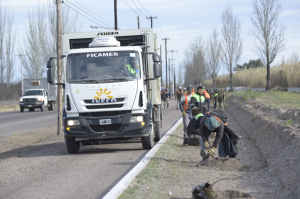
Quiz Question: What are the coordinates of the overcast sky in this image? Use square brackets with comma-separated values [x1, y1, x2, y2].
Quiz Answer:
[6, 0, 300, 82]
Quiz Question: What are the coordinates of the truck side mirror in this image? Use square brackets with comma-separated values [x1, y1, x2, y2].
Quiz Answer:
[153, 54, 161, 62]
[47, 68, 54, 84]
[47, 58, 54, 68]
[153, 63, 161, 78]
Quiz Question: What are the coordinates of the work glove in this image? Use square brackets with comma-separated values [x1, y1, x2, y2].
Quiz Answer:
[207, 147, 216, 157]
[182, 111, 186, 117]
[204, 141, 210, 150]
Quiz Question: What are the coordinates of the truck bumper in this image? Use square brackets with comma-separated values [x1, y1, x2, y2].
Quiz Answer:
[63, 112, 150, 141]
[19, 102, 43, 109]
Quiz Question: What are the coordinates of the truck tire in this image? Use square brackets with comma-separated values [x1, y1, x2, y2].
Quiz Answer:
[154, 121, 162, 141]
[40, 104, 44, 112]
[20, 107, 24, 112]
[65, 137, 80, 153]
[141, 122, 154, 149]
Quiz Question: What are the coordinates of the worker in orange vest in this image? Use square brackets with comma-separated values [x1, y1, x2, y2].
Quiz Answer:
[179, 86, 193, 145]
[203, 86, 211, 111]
[175, 86, 184, 110]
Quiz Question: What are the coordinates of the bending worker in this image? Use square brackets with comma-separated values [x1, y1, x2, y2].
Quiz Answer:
[179, 86, 193, 144]
[197, 113, 226, 160]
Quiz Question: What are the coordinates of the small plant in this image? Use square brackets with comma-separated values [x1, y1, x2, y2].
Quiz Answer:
[285, 119, 292, 126]
[278, 113, 284, 119]
[252, 114, 257, 122]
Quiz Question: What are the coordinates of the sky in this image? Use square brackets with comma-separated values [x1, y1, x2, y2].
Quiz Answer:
[5, 0, 300, 83]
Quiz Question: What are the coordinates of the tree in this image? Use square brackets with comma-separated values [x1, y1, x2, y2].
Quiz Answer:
[234, 58, 265, 71]
[207, 28, 222, 89]
[0, 2, 6, 89]
[250, 0, 286, 90]
[221, 6, 243, 91]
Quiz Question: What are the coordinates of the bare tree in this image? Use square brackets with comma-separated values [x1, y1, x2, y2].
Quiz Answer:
[21, 5, 48, 78]
[5, 13, 16, 88]
[178, 62, 183, 86]
[250, 0, 286, 90]
[207, 28, 222, 89]
[221, 6, 243, 91]
[288, 52, 299, 64]
[0, 2, 6, 87]
[193, 48, 207, 86]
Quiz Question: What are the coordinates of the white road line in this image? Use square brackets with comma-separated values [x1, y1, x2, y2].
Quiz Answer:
[102, 118, 183, 199]
[0, 115, 56, 128]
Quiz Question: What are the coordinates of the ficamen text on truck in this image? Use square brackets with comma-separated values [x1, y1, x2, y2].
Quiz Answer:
[47, 29, 163, 153]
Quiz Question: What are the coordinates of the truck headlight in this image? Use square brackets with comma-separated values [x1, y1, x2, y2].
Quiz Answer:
[20, 99, 23, 103]
[67, 119, 80, 126]
[37, 98, 43, 102]
[130, 116, 144, 123]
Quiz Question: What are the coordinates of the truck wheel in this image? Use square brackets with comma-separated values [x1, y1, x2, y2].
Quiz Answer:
[49, 102, 54, 111]
[40, 105, 44, 112]
[20, 107, 24, 112]
[141, 122, 154, 149]
[65, 137, 80, 153]
[154, 121, 162, 141]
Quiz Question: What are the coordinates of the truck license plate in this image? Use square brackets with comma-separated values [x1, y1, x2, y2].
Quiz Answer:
[99, 119, 111, 125]
[28, 105, 32, 107]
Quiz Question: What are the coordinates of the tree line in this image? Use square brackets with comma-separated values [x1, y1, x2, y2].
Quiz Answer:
[180, 0, 287, 91]
[0, 1, 80, 101]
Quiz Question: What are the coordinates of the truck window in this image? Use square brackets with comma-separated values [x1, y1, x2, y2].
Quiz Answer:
[66, 51, 141, 83]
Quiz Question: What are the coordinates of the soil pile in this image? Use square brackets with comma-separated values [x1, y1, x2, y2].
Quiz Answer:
[195, 157, 246, 171]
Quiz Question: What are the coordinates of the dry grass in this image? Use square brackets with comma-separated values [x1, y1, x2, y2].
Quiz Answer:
[0, 100, 19, 112]
[204, 62, 300, 88]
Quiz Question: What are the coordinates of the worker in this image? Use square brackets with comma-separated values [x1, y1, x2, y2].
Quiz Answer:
[213, 89, 218, 109]
[197, 112, 226, 160]
[183, 87, 186, 93]
[161, 88, 167, 109]
[179, 86, 193, 144]
[176, 86, 184, 110]
[218, 89, 225, 110]
[125, 57, 138, 78]
[185, 107, 204, 145]
[191, 86, 206, 113]
[203, 86, 210, 111]
[165, 88, 170, 109]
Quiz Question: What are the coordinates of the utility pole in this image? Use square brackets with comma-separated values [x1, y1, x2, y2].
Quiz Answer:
[137, 16, 140, 29]
[168, 50, 177, 96]
[114, 0, 118, 30]
[56, 0, 63, 135]
[146, 16, 157, 28]
[160, 45, 162, 86]
[162, 38, 169, 88]
[16, 54, 26, 95]
[168, 58, 171, 93]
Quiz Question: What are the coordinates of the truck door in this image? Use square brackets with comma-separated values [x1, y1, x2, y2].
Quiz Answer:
[44, 90, 48, 105]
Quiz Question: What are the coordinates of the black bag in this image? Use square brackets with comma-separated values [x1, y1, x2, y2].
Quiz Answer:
[222, 125, 239, 158]
[206, 110, 227, 123]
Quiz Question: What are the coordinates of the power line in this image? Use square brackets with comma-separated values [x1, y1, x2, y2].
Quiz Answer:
[137, 0, 152, 16]
[63, 2, 113, 29]
[156, 18, 166, 38]
[124, 0, 142, 16]
[64, 0, 113, 29]
[72, 0, 114, 27]
[132, 0, 146, 17]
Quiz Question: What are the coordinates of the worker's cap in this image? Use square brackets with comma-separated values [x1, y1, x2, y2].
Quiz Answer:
[203, 86, 205, 89]
[183, 87, 186, 90]
[179, 86, 182, 89]
[204, 117, 220, 131]
[187, 86, 192, 92]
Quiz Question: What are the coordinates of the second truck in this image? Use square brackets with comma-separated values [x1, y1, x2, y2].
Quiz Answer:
[47, 29, 163, 153]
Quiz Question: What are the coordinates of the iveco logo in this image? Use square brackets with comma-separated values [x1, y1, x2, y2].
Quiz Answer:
[97, 32, 118, 36]
[92, 99, 117, 104]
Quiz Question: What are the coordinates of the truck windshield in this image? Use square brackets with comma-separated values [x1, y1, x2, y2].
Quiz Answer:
[24, 90, 43, 96]
[66, 51, 140, 83]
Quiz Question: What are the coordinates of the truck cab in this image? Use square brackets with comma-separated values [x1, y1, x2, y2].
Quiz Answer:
[47, 29, 162, 153]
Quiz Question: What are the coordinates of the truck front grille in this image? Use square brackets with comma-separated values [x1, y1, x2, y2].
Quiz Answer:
[90, 124, 121, 132]
[24, 98, 37, 103]
[86, 104, 123, 109]
[79, 110, 131, 117]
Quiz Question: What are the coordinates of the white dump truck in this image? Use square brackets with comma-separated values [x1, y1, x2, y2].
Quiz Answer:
[46, 29, 162, 153]
[19, 78, 56, 112]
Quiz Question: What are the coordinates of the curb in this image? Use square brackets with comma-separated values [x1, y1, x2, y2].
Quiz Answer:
[102, 117, 183, 199]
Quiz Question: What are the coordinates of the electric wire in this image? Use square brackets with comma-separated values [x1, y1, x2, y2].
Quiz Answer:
[123, 0, 142, 16]
[65, 0, 113, 29]
[71, 0, 114, 27]
[132, 0, 146, 17]
[137, 0, 152, 16]
[63, 2, 113, 29]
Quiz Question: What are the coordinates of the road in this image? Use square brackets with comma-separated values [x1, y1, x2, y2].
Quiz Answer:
[0, 100, 181, 199]
[0, 108, 57, 138]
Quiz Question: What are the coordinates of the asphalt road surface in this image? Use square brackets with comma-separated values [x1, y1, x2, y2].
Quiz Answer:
[0, 100, 181, 199]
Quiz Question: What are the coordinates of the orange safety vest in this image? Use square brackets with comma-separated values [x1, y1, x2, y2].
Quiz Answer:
[183, 93, 188, 112]
[203, 90, 210, 98]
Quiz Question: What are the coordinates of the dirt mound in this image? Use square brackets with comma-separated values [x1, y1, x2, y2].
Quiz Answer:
[214, 190, 254, 199]
[195, 157, 248, 171]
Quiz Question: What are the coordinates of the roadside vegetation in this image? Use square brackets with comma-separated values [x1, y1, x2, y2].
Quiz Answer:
[0, 99, 19, 112]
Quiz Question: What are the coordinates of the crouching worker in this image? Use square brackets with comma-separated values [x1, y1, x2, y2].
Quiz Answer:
[184, 107, 204, 145]
[197, 113, 226, 160]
